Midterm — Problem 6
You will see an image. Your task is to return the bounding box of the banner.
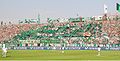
[13,47,120,50]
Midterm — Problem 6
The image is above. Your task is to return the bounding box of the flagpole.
[103,4,107,21]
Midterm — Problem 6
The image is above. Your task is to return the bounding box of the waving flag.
[104,4,107,14]
[117,3,120,12]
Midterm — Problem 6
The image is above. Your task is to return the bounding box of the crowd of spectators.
[0,23,40,43]
[0,14,120,47]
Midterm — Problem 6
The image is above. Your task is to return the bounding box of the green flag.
[117,3,120,12]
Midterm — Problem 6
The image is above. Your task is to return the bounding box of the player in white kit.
[97,45,101,56]
[2,44,7,57]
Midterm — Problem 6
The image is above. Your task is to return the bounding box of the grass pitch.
[0,50,120,60]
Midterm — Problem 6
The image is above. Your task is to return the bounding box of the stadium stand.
[0,14,120,49]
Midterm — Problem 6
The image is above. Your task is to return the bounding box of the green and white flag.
[117,3,120,12]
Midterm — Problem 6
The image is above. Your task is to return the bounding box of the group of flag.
[104,3,120,14]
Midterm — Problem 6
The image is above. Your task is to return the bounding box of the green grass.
[0,50,120,60]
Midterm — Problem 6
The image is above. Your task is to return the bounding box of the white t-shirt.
[98,47,101,51]
[2,48,7,53]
